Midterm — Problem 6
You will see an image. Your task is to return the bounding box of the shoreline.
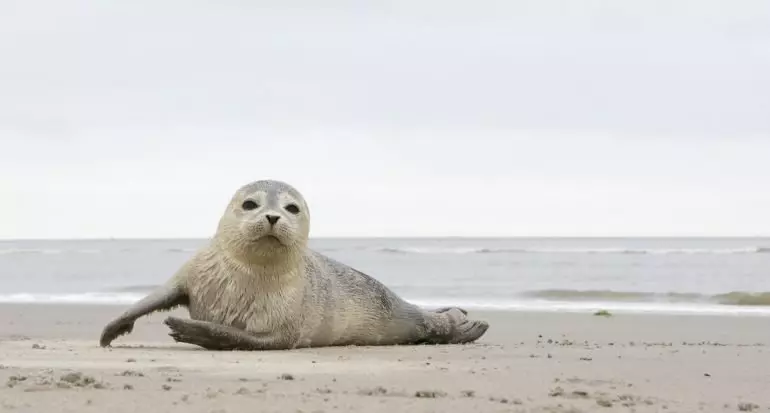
[2,299,770,318]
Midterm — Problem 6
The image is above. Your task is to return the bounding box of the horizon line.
[1,235,770,242]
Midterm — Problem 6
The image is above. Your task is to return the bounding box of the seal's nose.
[265,215,280,226]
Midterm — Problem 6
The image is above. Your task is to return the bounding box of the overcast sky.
[1,0,769,238]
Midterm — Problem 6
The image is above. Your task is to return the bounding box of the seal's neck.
[214,237,304,281]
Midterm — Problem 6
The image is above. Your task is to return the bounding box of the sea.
[1,237,770,316]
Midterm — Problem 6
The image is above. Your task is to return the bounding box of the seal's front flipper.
[99,284,188,347]
[164,316,286,351]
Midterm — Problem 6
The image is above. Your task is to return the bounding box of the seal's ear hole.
[242,200,259,211]
[285,203,300,215]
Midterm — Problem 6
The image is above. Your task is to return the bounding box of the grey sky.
[1,0,769,238]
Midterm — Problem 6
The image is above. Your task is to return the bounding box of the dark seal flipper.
[164,316,290,351]
[99,284,188,347]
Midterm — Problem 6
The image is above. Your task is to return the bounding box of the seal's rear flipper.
[428,307,490,345]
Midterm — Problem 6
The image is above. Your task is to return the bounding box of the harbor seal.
[99,179,489,350]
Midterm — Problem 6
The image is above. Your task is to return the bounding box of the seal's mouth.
[252,234,283,244]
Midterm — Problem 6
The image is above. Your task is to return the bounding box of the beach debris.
[414,389,447,398]
[593,310,612,317]
[489,396,522,404]
[31,343,46,349]
[548,387,565,397]
[117,370,144,377]
[60,372,94,386]
[234,387,250,395]
[738,402,760,411]
[460,390,476,398]
[123,384,134,390]
[6,375,28,388]
[162,384,172,391]
[358,386,388,396]
[571,390,590,398]
[126,358,137,363]
[279,373,295,381]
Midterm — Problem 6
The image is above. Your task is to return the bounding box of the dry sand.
[0,303,769,412]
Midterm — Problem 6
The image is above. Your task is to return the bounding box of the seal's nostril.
[266,215,280,226]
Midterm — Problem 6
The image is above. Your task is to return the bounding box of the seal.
[99,180,489,350]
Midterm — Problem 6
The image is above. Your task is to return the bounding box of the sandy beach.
[0,304,768,412]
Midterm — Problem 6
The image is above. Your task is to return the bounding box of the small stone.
[60,372,83,384]
[280,373,295,381]
[597,398,613,407]
[126,358,136,363]
[162,384,172,391]
[461,390,475,397]
[123,384,134,390]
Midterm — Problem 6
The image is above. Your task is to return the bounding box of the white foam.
[3,292,770,316]
[407,298,770,316]
[0,249,63,255]
[376,246,766,255]
[0,292,144,305]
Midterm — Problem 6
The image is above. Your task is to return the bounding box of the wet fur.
[99,180,489,350]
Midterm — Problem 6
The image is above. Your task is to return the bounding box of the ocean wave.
[408,298,770,316]
[110,285,160,293]
[521,289,770,306]
[0,248,63,255]
[375,246,769,255]
[0,292,144,305]
[0,247,200,255]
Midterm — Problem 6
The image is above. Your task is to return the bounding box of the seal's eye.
[285,204,300,215]
[242,200,259,211]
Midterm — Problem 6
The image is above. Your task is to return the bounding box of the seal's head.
[215,180,310,261]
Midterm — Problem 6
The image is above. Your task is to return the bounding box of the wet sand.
[0,303,768,412]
